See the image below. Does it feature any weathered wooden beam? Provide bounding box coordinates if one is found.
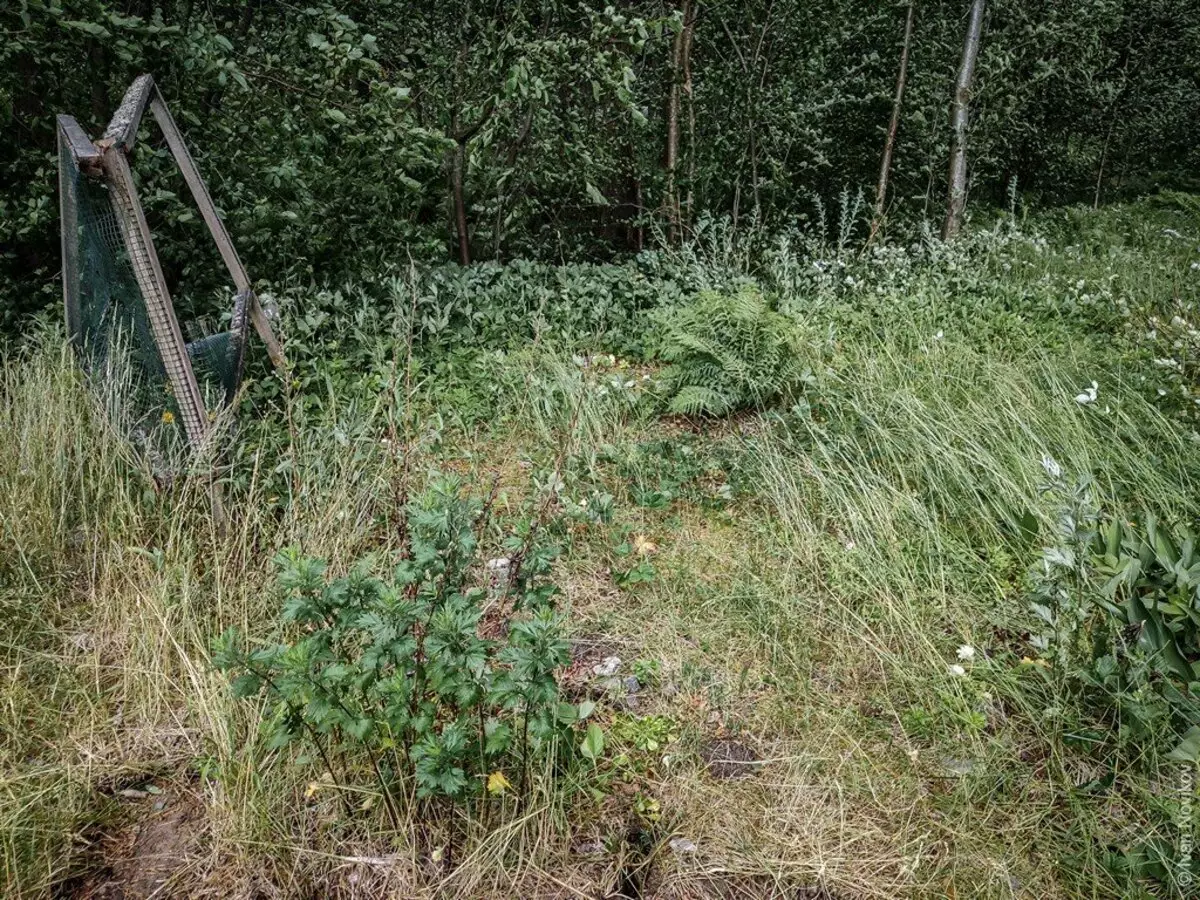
[58,123,83,345]
[56,114,102,170]
[101,73,155,151]
[148,89,287,372]
[102,144,211,448]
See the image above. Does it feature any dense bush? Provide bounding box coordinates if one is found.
[6,1,1200,331]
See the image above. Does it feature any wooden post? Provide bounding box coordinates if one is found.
[101,145,210,448]
[102,74,155,150]
[147,88,286,371]
[58,116,103,348]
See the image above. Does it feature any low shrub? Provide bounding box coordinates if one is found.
[650,285,813,417]
[1028,459,1200,752]
[214,477,591,817]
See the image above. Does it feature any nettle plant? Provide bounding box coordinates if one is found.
[214,477,590,820]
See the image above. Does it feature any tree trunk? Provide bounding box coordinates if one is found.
[869,0,916,243]
[448,100,496,266]
[682,1,698,232]
[664,0,695,244]
[452,139,471,266]
[941,0,985,241]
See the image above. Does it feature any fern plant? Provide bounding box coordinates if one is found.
[651,285,812,416]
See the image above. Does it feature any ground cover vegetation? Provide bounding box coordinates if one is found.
[6,2,1200,899]
[4,196,1200,897]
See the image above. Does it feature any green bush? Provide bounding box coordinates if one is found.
[1028,460,1200,750]
[651,285,812,416]
[214,477,590,815]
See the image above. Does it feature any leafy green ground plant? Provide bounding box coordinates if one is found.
[214,477,587,819]
[651,285,814,416]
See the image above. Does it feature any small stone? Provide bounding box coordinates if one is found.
[622,676,641,694]
[152,799,166,812]
[485,557,511,571]
[119,789,148,799]
[668,837,697,854]
[572,841,605,856]
[592,656,621,677]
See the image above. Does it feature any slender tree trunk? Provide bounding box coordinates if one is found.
[448,100,496,266]
[941,0,985,241]
[869,0,916,243]
[1093,119,1115,209]
[1093,51,1132,210]
[452,139,470,266]
[628,131,645,252]
[682,1,698,232]
[665,0,695,244]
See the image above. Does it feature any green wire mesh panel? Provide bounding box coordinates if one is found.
[187,291,249,406]
[59,125,185,454]
[58,121,247,462]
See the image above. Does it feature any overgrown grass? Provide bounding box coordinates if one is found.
[3,200,1200,897]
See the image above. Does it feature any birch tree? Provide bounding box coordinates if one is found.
[942,0,985,240]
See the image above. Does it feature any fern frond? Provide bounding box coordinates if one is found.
[651,284,811,417]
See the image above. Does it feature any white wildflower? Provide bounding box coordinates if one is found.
[1074,381,1098,404]
[1040,455,1062,479]
[948,664,967,678]
[957,645,976,661]
[1075,280,1085,290]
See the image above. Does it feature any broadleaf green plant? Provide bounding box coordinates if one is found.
[213,476,581,818]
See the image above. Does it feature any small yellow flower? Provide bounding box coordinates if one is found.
[161,410,175,424]
[486,771,512,795]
